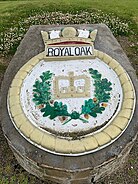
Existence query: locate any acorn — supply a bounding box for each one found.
[84,114,89,119]
[62,116,66,121]
[50,100,54,104]
[93,97,97,102]
[38,104,44,109]
[101,103,108,107]
[58,116,67,122]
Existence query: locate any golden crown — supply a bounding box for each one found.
[41,27,97,46]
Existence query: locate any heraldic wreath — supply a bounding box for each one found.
[32,68,112,125]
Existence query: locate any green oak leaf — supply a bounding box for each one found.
[32,68,112,124]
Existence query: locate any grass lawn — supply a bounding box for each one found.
[0,0,138,17]
[0,0,138,56]
[0,0,138,30]
[0,0,138,184]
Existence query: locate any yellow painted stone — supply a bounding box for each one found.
[94,132,111,146]
[122,99,134,109]
[9,87,20,96]
[90,29,97,41]
[30,128,44,145]
[123,82,133,92]
[10,105,23,117]
[97,51,104,60]
[119,73,129,85]
[62,27,76,38]
[13,114,28,128]
[112,117,128,130]
[55,138,71,153]
[41,133,56,151]
[9,95,20,107]
[33,52,45,61]
[15,71,28,80]
[103,125,121,139]
[20,121,35,138]
[71,140,86,153]
[20,63,33,72]
[118,109,132,119]
[11,79,23,87]
[94,49,98,57]
[124,91,134,99]
[108,59,119,69]
[81,136,98,151]
[115,65,125,76]
[41,31,49,42]
[27,57,40,66]
[103,53,112,64]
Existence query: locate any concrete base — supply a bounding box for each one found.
[9,134,137,184]
[1,24,138,183]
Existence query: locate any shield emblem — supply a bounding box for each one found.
[8,27,135,155]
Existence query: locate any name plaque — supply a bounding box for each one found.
[46,46,93,57]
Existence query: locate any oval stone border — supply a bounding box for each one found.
[7,50,136,156]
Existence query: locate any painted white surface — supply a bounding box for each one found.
[78,29,90,38]
[49,30,60,39]
[46,46,93,57]
[20,58,123,134]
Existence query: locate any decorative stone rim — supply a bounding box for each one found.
[7,50,136,156]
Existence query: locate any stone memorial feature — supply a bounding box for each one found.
[1,24,138,184]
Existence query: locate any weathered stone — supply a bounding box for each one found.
[70,178,91,184]
[1,24,138,184]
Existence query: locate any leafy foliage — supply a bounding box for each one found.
[89,68,112,103]
[81,68,112,118]
[32,71,52,105]
[41,102,69,119]
[1,10,132,55]
[81,99,105,118]
[32,69,112,124]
